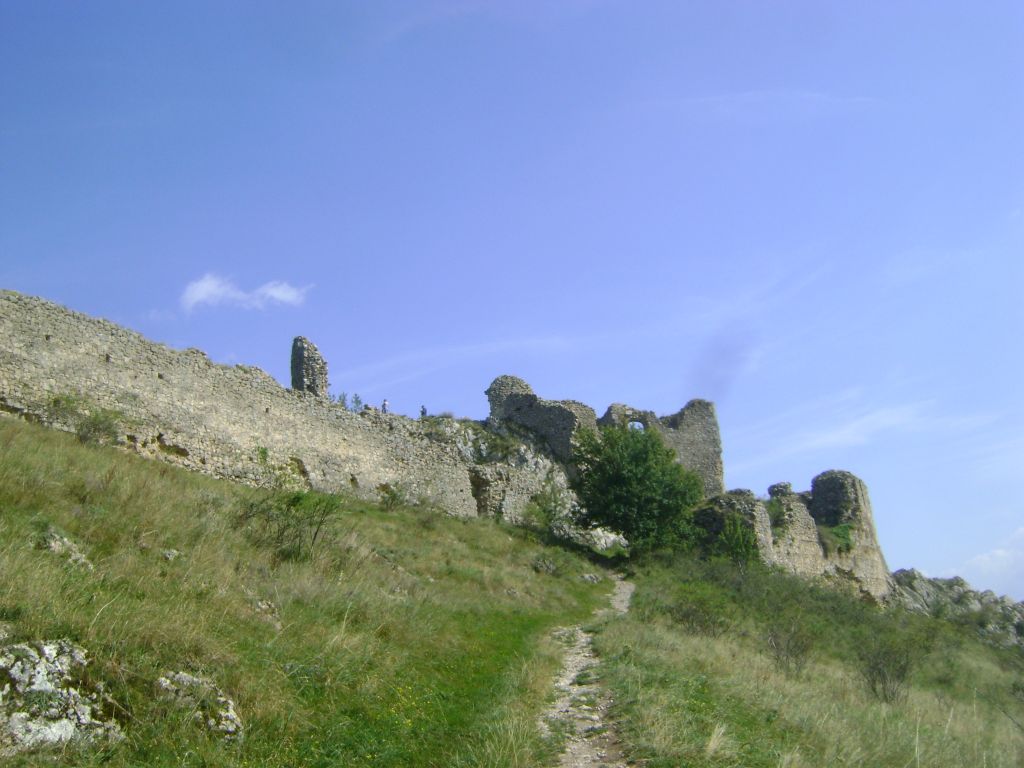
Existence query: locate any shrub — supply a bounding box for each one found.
[1012,680,1024,704]
[766,497,787,530]
[817,522,854,555]
[42,394,122,445]
[665,582,733,637]
[75,408,122,445]
[523,470,569,534]
[570,425,703,553]
[377,482,408,511]
[855,621,930,703]
[44,393,83,426]
[765,615,814,677]
[237,490,343,562]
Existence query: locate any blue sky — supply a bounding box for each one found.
[2,2,1022,598]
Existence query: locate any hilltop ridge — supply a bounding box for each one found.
[0,289,896,597]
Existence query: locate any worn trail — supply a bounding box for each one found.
[541,575,635,768]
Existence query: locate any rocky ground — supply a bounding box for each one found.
[542,575,635,768]
[893,568,1024,648]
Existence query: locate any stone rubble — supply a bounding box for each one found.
[893,568,1024,648]
[37,527,94,571]
[0,639,122,756]
[156,671,243,740]
[542,575,635,768]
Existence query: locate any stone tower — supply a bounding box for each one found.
[290,336,329,398]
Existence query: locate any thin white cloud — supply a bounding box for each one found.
[333,335,575,394]
[959,528,1024,600]
[728,396,936,474]
[180,274,311,313]
[796,403,931,451]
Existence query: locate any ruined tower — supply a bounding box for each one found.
[290,336,329,398]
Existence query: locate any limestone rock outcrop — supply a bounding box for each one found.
[893,569,1024,648]
[156,671,242,740]
[0,639,122,756]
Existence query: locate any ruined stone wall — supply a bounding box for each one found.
[0,291,894,601]
[598,401,725,497]
[659,401,725,497]
[486,377,725,497]
[290,336,329,398]
[0,291,561,521]
[485,376,598,463]
[702,472,893,601]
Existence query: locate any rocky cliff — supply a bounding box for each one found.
[893,568,1024,648]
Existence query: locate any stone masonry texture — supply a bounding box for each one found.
[290,336,329,398]
[0,291,561,520]
[712,471,894,601]
[598,401,725,497]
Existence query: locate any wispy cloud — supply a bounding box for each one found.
[333,336,575,394]
[728,394,937,474]
[794,402,932,451]
[180,274,311,313]
[959,528,1024,600]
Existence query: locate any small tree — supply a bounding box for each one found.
[570,425,703,553]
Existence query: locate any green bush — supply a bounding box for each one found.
[637,580,734,637]
[74,408,122,445]
[691,503,759,563]
[817,522,854,555]
[44,393,83,426]
[855,621,931,703]
[43,393,122,445]
[376,482,409,511]
[570,425,703,553]
[237,490,344,562]
[765,615,814,676]
[766,497,787,530]
[523,470,569,534]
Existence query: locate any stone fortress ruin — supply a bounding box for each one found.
[0,290,891,598]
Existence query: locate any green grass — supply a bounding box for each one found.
[0,416,608,766]
[592,555,1024,767]
[6,413,1024,767]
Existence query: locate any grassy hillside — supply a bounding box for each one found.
[4,415,1023,767]
[0,416,607,767]
[593,556,1024,767]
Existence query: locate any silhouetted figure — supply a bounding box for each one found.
[420,405,427,419]
[381,399,389,414]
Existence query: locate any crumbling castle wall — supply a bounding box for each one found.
[484,381,725,497]
[598,401,725,497]
[0,291,894,599]
[0,291,560,520]
[290,336,329,398]
[704,472,893,600]
[484,376,598,463]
